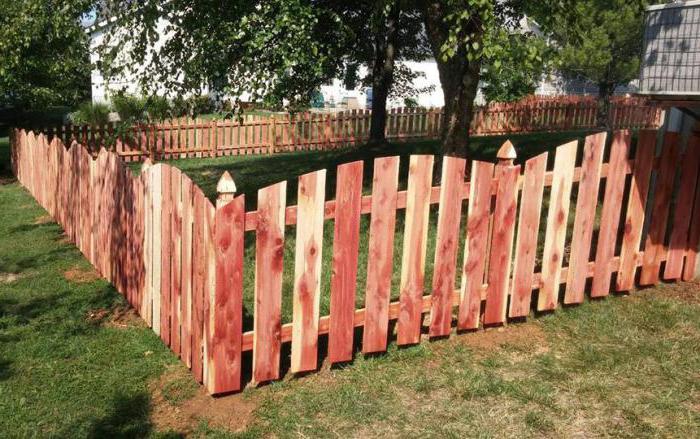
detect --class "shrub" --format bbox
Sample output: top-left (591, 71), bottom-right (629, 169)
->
top-left (145, 95), bottom-right (171, 122)
top-left (111, 93), bottom-right (147, 124)
top-left (70, 102), bottom-right (112, 126)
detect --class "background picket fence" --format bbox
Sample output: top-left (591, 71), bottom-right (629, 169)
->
top-left (35, 96), bottom-right (662, 162)
top-left (11, 124), bottom-right (699, 395)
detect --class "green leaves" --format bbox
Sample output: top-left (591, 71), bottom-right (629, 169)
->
top-left (99, 0), bottom-right (352, 112)
top-left (527, 0), bottom-right (649, 87)
top-left (0, 0), bottom-right (92, 111)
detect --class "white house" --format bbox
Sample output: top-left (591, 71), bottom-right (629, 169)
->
top-left (86, 12), bottom-right (632, 110)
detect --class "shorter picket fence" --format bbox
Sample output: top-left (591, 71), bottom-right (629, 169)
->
top-left (11, 125), bottom-right (700, 395)
top-left (36, 96), bottom-right (662, 162)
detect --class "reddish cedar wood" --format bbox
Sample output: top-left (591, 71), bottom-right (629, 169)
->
top-left (209, 189), bottom-right (244, 393)
top-left (565, 132), bottom-right (606, 304)
top-left (253, 181), bottom-right (286, 383)
top-left (617, 130), bottom-right (656, 291)
top-left (397, 155), bottom-right (434, 345)
top-left (429, 156), bottom-right (466, 337)
top-left (483, 165), bottom-right (520, 325)
top-left (328, 161), bottom-right (363, 363)
top-left (509, 153), bottom-right (547, 318)
top-left (458, 160), bottom-right (494, 330)
top-left (160, 165), bottom-right (172, 347)
top-left (363, 156), bottom-right (400, 353)
top-left (538, 141), bottom-right (577, 311)
top-left (684, 141), bottom-right (700, 281)
top-left (149, 165), bottom-right (163, 335)
top-left (170, 168), bottom-right (183, 354)
top-left (191, 187), bottom-right (208, 383)
top-left (180, 176), bottom-right (194, 368)
top-left (291, 170), bottom-right (326, 373)
top-left (591, 131), bottom-right (631, 297)
top-left (664, 135), bottom-right (700, 280)
top-left (640, 133), bottom-right (680, 285)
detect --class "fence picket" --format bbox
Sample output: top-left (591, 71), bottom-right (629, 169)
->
top-left (509, 153), bottom-right (547, 318)
top-left (591, 131), bottom-right (631, 297)
top-left (363, 156), bottom-right (400, 353)
top-left (484, 165), bottom-right (520, 325)
top-left (664, 135), bottom-right (700, 280)
top-left (253, 182), bottom-right (287, 383)
top-left (160, 166), bottom-right (173, 346)
top-left (397, 155), bottom-right (434, 345)
top-left (429, 156), bottom-right (466, 337)
top-left (170, 169), bottom-right (183, 354)
top-left (617, 131), bottom-right (656, 291)
top-left (538, 141), bottom-right (577, 311)
top-left (640, 133), bottom-right (680, 285)
top-left (291, 170), bottom-right (326, 373)
top-left (564, 133), bottom-right (606, 304)
top-left (328, 161), bottom-right (363, 363)
top-left (458, 160), bottom-right (494, 330)
top-left (180, 176), bottom-right (194, 368)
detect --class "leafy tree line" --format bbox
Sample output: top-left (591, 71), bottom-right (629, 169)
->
top-left (1, 0), bottom-right (661, 154)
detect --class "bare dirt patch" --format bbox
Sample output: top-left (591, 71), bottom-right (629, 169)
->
top-left (647, 281), bottom-right (700, 304)
top-left (149, 366), bottom-right (260, 435)
top-left (86, 305), bottom-right (145, 329)
top-left (64, 266), bottom-right (101, 283)
top-left (453, 322), bottom-right (549, 356)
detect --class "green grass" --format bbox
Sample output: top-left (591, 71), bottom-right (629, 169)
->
top-left (0, 136), bottom-right (183, 436)
top-left (2, 134), bottom-right (700, 437)
top-left (142, 130), bottom-right (598, 329)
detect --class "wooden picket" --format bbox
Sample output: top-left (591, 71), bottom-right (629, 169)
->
top-left (11, 124), bottom-right (700, 396)
top-left (36, 97), bottom-right (661, 162)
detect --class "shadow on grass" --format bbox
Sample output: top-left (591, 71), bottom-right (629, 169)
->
top-left (85, 392), bottom-right (153, 439)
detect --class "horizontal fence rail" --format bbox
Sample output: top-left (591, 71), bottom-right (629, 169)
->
top-left (11, 123), bottom-right (699, 395)
top-left (34, 96), bottom-right (662, 162)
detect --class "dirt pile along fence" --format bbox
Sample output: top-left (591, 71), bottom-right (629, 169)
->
top-left (11, 125), bottom-right (699, 395)
top-left (34, 96), bottom-right (662, 162)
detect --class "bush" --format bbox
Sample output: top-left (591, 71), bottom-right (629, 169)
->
top-left (70, 102), bottom-right (111, 126)
top-left (111, 93), bottom-right (147, 123)
top-left (145, 95), bottom-right (171, 122)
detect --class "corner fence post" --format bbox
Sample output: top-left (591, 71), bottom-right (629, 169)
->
top-left (209, 170), bottom-right (244, 394)
top-left (483, 140), bottom-right (518, 298)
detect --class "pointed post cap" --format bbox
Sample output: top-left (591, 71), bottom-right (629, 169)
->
top-left (216, 171), bottom-right (237, 202)
top-left (497, 140), bottom-right (517, 165)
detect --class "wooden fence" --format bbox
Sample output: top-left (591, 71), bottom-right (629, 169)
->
top-left (36, 96), bottom-right (662, 162)
top-left (11, 125), bottom-right (700, 395)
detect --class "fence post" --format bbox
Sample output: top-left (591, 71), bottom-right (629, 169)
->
top-left (209, 171), bottom-right (244, 394)
top-left (484, 140), bottom-right (517, 280)
top-left (269, 116), bottom-right (276, 154)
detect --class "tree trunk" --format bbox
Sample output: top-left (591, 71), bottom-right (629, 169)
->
top-left (368, 3), bottom-right (400, 146)
top-left (596, 82), bottom-right (614, 129)
top-left (436, 59), bottom-right (480, 157)
top-left (420, 0), bottom-right (483, 157)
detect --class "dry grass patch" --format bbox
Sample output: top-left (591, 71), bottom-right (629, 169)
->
top-left (64, 265), bottom-right (101, 283)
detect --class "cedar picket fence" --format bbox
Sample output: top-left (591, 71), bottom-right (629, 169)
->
top-left (36, 96), bottom-right (662, 162)
top-left (11, 126), bottom-right (700, 395)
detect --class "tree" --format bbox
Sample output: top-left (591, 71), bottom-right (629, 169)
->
top-left (325, 1), bottom-right (430, 145)
top-left (98, 1), bottom-right (351, 113)
top-left (527, 0), bottom-right (651, 128)
top-left (0, 0), bottom-right (92, 113)
top-left (480, 32), bottom-right (549, 103)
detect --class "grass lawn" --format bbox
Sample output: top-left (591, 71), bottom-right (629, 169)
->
top-left (3, 133), bottom-right (699, 437)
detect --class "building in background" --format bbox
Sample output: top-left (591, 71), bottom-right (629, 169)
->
top-left (638, 1), bottom-right (700, 136)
